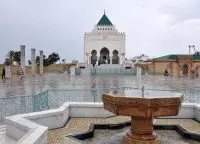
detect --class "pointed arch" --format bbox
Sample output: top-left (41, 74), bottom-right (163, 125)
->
top-left (91, 50), bottom-right (97, 64)
top-left (112, 50), bottom-right (119, 64)
top-left (100, 47), bottom-right (110, 64)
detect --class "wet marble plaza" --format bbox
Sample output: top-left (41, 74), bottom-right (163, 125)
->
top-left (83, 128), bottom-right (199, 144)
top-left (0, 73), bottom-right (200, 121)
top-left (0, 73), bottom-right (200, 99)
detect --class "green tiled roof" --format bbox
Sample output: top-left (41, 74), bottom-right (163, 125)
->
top-left (154, 54), bottom-right (200, 61)
top-left (97, 13), bottom-right (113, 26)
top-left (192, 55), bottom-right (200, 60)
top-left (154, 55), bottom-right (177, 61)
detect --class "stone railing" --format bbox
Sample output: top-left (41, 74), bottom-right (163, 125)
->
top-left (4, 102), bottom-right (114, 144)
top-left (5, 102), bottom-right (70, 144)
top-left (4, 102), bottom-right (200, 144)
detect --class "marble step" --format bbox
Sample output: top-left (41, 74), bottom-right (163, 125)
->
top-left (0, 126), bottom-right (16, 144)
top-left (0, 125), bottom-right (6, 133)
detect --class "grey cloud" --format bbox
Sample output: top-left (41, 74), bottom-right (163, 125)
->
top-left (0, 0), bottom-right (200, 63)
top-left (158, 0), bottom-right (200, 25)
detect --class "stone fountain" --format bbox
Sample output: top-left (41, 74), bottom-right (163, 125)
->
top-left (102, 66), bottom-right (183, 144)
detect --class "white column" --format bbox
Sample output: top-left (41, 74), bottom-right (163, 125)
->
top-left (86, 53), bottom-right (90, 65)
top-left (136, 66), bottom-right (142, 95)
top-left (89, 54), bottom-right (91, 64)
top-left (88, 54), bottom-right (90, 64)
top-left (20, 45), bottom-right (26, 74)
top-left (96, 54), bottom-right (100, 66)
top-left (39, 50), bottom-right (43, 75)
top-left (110, 54), bottom-right (113, 64)
top-left (31, 48), bottom-right (36, 75)
top-left (5, 65), bottom-right (11, 79)
top-left (120, 53), bottom-right (125, 65)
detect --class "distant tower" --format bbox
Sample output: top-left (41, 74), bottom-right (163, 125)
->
top-left (84, 11), bottom-right (125, 65)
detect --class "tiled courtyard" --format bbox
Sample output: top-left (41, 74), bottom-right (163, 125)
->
top-left (48, 116), bottom-right (200, 144)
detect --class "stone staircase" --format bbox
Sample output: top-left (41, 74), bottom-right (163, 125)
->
top-left (81, 64), bottom-right (136, 75)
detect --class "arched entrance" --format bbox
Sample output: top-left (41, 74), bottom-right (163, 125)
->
top-left (100, 47), bottom-right (110, 64)
top-left (196, 66), bottom-right (200, 77)
top-left (91, 50), bottom-right (97, 65)
top-left (112, 50), bottom-right (119, 64)
top-left (182, 64), bottom-right (188, 76)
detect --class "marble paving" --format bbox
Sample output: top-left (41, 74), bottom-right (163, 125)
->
top-left (48, 116), bottom-right (200, 144)
top-left (1, 74), bottom-right (200, 123)
top-left (84, 129), bottom-right (200, 144)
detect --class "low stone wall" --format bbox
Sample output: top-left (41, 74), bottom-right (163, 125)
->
top-left (69, 103), bottom-right (115, 118)
top-left (4, 102), bottom-right (70, 144)
top-left (194, 104), bottom-right (200, 121)
top-left (0, 64), bottom-right (75, 76)
top-left (4, 102), bottom-right (200, 144)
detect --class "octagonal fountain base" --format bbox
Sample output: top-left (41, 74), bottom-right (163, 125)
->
top-left (102, 93), bottom-right (183, 144)
top-left (123, 118), bottom-right (160, 144)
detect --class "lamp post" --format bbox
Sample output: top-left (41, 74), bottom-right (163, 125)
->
top-left (189, 45), bottom-right (195, 54)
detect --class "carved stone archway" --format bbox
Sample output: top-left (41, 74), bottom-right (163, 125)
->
top-left (100, 47), bottom-right (110, 64)
top-left (112, 50), bottom-right (119, 64)
top-left (91, 50), bottom-right (97, 65)
top-left (182, 64), bottom-right (188, 76)
top-left (167, 63), bottom-right (173, 75)
top-left (196, 66), bottom-right (200, 77)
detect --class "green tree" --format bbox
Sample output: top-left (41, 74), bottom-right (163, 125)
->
top-left (48, 52), bottom-right (60, 64)
top-left (8, 50), bottom-right (15, 62)
top-left (8, 50), bottom-right (21, 65)
top-left (36, 56), bottom-right (40, 66)
top-left (35, 52), bottom-right (60, 66)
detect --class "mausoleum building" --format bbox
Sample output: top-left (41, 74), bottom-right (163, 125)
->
top-left (84, 12), bottom-right (125, 65)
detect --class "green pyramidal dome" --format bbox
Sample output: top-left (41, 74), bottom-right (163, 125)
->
top-left (97, 13), bottom-right (113, 26)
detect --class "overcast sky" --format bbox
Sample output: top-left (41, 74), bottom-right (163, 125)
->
top-left (1, 0), bottom-right (200, 63)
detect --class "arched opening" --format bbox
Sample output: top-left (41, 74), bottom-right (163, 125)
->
top-left (182, 64), bottom-right (188, 76)
top-left (91, 50), bottom-right (97, 65)
top-left (100, 47), bottom-right (110, 64)
top-left (196, 66), bottom-right (200, 77)
top-left (112, 50), bottom-right (119, 64)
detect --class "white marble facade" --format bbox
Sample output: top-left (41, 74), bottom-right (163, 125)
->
top-left (84, 12), bottom-right (125, 65)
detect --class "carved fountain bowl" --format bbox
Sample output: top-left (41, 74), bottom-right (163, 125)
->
top-left (102, 91), bottom-right (183, 144)
top-left (102, 93), bottom-right (183, 118)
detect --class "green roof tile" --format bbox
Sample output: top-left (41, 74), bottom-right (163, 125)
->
top-left (154, 54), bottom-right (200, 61)
top-left (97, 13), bottom-right (113, 26)
top-left (154, 55), bottom-right (177, 61)
top-left (192, 55), bottom-right (200, 60)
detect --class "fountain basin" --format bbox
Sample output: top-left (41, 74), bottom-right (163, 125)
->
top-left (102, 93), bottom-right (183, 144)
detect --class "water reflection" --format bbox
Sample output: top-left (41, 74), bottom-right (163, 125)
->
top-left (1, 73), bottom-right (200, 121)
top-left (0, 73), bottom-right (200, 100)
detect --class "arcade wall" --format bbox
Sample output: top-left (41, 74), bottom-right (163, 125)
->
top-left (148, 61), bottom-right (200, 76)
top-left (84, 33), bottom-right (125, 64)
top-left (0, 64), bottom-right (71, 76)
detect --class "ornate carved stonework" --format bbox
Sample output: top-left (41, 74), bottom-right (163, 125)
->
top-left (102, 93), bottom-right (183, 144)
